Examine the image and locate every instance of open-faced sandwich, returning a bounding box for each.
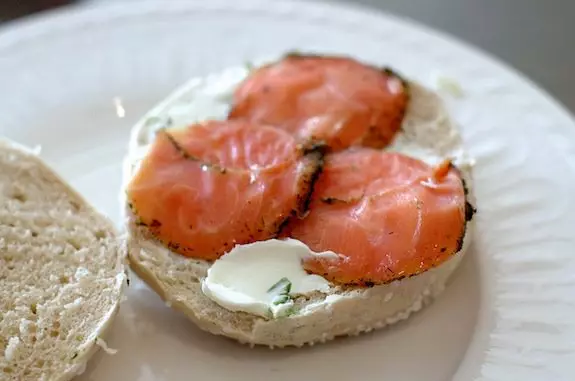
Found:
[0,140,127,380]
[122,53,476,348]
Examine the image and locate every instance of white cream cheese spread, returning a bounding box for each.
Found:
[201,239,335,318]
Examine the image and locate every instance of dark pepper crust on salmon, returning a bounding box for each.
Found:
[128,129,325,258]
[308,163,476,287]
[276,150,324,236]
[361,66,410,149]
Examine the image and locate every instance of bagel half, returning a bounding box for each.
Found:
[122,59,475,348]
[0,140,127,380]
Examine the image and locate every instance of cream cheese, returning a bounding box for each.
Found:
[201,239,335,319]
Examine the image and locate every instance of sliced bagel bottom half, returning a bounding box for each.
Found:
[122,63,475,348]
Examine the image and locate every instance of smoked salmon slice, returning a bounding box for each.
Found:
[126,120,323,260]
[229,54,409,152]
[284,149,474,286]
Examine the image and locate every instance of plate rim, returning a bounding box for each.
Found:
[1,0,574,122]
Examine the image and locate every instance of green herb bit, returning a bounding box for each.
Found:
[272,294,291,305]
[245,61,255,72]
[267,277,292,295]
[144,116,162,127]
[145,116,173,129]
[282,305,299,318]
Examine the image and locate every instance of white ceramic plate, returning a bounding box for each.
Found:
[1,1,574,380]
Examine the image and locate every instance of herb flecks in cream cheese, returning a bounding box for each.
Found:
[201,239,334,318]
